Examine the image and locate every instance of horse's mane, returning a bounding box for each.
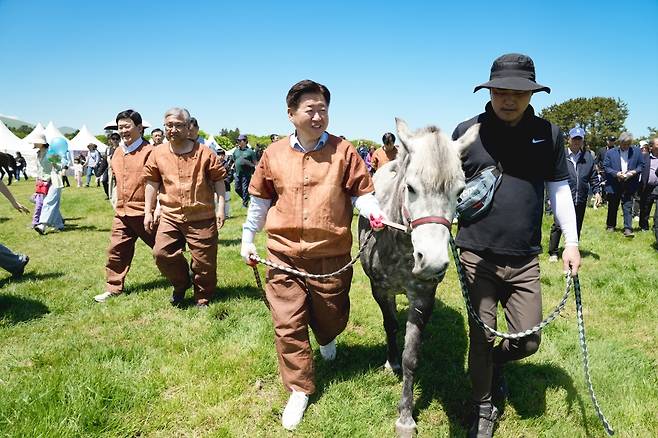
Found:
[380,125,462,223]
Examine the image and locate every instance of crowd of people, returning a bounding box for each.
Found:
[1,55,657,437]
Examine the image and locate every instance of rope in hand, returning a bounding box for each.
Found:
[449,236,614,435]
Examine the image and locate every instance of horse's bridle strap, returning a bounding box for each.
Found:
[410,216,452,229]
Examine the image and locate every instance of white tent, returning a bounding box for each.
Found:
[69,124,107,154]
[22,122,46,146]
[44,121,69,145]
[0,119,24,152]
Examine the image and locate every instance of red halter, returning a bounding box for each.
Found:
[402,206,452,231]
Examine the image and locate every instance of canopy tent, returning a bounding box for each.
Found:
[44,121,69,144]
[0,119,24,151]
[22,122,46,146]
[69,125,107,153]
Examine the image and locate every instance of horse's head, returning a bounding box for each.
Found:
[393,118,479,280]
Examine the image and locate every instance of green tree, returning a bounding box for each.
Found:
[219,128,240,144]
[539,97,628,150]
[214,135,233,150]
[96,135,108,144]
[64,130,80,140]
[8,124,32,139]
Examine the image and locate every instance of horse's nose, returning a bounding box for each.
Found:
[412,252,448,279]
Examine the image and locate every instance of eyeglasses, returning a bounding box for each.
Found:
[165,123,187,130]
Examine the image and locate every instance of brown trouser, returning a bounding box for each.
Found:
[265,250,353,395]
[105,215,156,293]
[460,250,542,404]
[153,216,217,303]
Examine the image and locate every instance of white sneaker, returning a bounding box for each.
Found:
[319,339,336,361]
[548,255,558,263]
[94,291,116,303]
[281,390,309,430]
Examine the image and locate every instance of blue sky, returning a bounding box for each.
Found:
[1,0,656,141]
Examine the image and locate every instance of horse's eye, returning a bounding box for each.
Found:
[406,184,416,195]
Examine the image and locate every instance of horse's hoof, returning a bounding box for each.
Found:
[384,360,401,374]
[395,418,417,438]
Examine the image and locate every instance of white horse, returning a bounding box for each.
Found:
[359,118,479,437]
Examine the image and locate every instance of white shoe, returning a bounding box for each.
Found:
[319,339,336,361]
[94,291,116,303]
[281,390,309,430]
[548,255,558,263]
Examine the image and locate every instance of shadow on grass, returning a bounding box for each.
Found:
[0,271,64,289]
[314,298,471,436]
[0,294,50,325]
[216,284,268,304]
[124,277,171,295]
[579,249,600,260]
[0,217,10,224]
[218,238,241,246]
[60,224,111,233]
[506,362,590,435]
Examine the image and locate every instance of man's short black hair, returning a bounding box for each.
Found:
[286,80,330,110]
[382,132,396,145]
[189,117,199,128]
[151,128,163,135]
[115,109,142,126]
[217,149,226,155]
[109,133,120,140]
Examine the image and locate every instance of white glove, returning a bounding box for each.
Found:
[241,242,258,266]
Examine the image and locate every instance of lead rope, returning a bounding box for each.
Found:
[449,236,614,435]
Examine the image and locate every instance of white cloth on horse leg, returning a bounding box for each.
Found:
[547,180,578,246]
[353,192,385,220]
[319,339,336,361]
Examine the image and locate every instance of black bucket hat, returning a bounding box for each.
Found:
[474,53,550,94]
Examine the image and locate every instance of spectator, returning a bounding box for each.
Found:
[31,134,65,235]
[371,132,398,172]
[95,151,110,199]
[144,107,226,308]
[270,133,280,143]
[240,80,384,430]
[151,128,164,146]
[548,127,600,261]
[73,158,83,187]
[85,143,100,187]
[14,152,27,181]
[232,134,257,207]
[638,137,658,234]
[452,53,579,438]
[603,131,644,237]
[217,148,234,218]
[365,146,375,173]
[0,179,30,277]
[94,109,155,303]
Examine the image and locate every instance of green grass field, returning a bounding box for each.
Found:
[0,181,656,437]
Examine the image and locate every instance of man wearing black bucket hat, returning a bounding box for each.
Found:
[452,54,580,438]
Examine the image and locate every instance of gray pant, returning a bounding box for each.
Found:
[0,244,26,275]
[460,250,542,404]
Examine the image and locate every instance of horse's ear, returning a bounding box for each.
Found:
[453,123,480,154]
[395,117,412,154]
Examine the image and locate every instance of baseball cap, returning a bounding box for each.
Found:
[237,134,247,141]
[569,127,585,139]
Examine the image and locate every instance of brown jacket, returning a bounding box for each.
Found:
[111,140,154,217]
[249,134,374,258]
[143,142,226,223]
[371,146,398,171]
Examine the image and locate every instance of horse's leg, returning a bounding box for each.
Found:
[372,285,401,373]
[7,166,12,185]
[396,292,435,438]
